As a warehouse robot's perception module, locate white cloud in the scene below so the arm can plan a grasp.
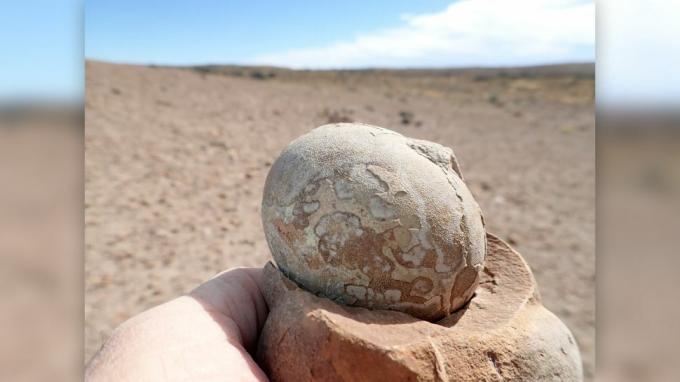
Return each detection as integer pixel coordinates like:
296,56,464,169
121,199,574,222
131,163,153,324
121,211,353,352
598,0,680,107
251,0,594,69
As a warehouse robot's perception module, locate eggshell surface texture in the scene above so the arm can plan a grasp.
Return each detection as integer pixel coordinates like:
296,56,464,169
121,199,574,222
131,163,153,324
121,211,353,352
262,123,486,320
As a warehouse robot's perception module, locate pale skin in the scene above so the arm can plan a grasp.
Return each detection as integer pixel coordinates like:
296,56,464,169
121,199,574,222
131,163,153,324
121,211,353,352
85,267,269,381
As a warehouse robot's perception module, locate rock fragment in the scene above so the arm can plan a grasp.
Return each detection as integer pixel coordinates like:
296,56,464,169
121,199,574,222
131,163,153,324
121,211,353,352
257,234,582,382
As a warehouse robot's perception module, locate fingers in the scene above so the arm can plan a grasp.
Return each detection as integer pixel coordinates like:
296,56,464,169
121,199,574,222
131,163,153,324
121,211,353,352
189,267,269,352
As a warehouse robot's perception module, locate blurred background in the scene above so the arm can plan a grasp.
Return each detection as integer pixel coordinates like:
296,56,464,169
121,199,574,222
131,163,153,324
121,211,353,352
0,0,677,381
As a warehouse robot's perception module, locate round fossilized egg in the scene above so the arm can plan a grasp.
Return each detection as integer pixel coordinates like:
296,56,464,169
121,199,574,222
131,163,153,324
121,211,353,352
261,123,486,320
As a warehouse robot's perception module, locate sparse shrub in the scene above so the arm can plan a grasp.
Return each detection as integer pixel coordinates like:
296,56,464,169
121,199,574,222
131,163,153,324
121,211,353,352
488,94,503,107
251,71,275,80
193,66,211,74
399,111,414,125
321,108,353,123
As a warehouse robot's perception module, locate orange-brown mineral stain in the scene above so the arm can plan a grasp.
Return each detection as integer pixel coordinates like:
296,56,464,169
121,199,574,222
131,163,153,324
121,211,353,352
274,218,303,243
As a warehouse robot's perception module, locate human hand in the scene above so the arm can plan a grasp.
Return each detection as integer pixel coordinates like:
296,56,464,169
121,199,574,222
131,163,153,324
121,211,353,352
85,267,269,381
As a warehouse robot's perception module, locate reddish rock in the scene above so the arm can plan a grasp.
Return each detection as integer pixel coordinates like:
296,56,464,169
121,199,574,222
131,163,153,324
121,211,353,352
257,234,582,381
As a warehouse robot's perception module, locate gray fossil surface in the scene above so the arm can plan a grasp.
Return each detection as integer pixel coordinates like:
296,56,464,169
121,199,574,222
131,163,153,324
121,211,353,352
261,123,486,320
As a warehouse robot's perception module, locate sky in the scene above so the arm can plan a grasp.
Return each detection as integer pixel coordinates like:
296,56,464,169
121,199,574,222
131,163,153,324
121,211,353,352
1,0,82,102
597,0,680,108
85,0,594,68
1,0,679,107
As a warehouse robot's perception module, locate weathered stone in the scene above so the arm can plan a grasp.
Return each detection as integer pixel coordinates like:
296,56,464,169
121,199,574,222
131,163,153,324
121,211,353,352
262,123,486,320
257,234,582,381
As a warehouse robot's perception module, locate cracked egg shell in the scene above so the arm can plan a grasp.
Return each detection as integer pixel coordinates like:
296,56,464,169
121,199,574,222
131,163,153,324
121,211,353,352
261,123,486,321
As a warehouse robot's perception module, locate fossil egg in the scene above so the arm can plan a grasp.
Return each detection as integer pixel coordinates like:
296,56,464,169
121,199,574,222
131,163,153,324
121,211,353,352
261,123,486,320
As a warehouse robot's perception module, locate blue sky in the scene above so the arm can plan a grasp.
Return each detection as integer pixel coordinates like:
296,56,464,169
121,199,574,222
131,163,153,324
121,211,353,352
1,0,82,102
2,0,679,106
85,0,454,66
85,0,594,68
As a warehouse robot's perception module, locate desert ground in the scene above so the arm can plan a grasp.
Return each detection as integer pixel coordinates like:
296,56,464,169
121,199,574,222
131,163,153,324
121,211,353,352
85,61,595,379
0,109,81,381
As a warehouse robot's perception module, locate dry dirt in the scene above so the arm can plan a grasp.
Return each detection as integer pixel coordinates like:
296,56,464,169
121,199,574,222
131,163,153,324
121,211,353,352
1,109,81,381
85,61,595,379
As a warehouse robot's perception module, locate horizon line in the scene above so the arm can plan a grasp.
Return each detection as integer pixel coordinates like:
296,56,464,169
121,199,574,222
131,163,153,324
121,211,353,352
85,58,595,72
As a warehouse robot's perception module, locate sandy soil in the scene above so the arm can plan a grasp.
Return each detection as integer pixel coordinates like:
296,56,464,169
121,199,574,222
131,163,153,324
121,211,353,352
1,109,81,381
85,61,595,379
